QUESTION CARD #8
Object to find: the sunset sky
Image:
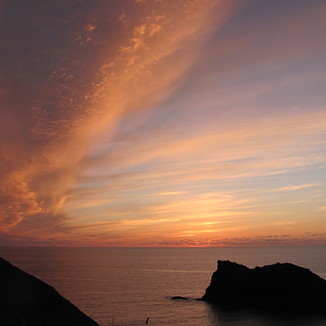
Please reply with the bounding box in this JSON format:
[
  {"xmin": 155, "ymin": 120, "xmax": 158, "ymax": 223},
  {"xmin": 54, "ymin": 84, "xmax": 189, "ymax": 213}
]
[{"xmin": 1, "ymin": 0, "xmax": 325, "ymax": 247}]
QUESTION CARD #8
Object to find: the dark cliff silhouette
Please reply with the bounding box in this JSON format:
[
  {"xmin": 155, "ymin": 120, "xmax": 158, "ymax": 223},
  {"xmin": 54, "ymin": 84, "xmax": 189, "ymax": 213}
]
[
  {"xmin": 202, "ymin": 260, "xmax": 326, "ymax": 313},
  {"xmin": 0, "ymin": 257, "xmax": 99, "ymax": 326}
]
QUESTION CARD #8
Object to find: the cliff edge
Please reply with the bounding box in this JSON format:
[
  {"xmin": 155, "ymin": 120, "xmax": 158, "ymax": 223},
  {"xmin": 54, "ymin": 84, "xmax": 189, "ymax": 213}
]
[
  {"xmin": 0, "ymin": 257, "xmax": 99, "ymax": 326},
  {"xmin": 202, "ymin": 260, "xmax": 326, "ymax": 313}
]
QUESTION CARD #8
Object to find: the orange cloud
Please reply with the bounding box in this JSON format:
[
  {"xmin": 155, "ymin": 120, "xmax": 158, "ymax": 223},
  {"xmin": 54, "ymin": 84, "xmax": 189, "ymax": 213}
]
[{"xmin": 0, "ymin": 0, "xmax": 242, "ymax": 243}]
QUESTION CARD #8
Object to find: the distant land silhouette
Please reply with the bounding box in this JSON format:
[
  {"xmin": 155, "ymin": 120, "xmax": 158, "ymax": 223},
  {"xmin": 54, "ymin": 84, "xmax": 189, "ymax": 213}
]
[
  {"xmin": 202, "ymin": 260, "xmax": 326, "ymax": 314},
  {"xmin": 0, "ymin": 257, "xmax": 98, "ymax": 326}
]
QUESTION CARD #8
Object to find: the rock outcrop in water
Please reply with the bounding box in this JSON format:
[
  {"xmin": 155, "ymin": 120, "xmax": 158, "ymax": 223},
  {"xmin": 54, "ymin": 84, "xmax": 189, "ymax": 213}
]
[
  {"xmin": 202, "ymin": 260, "xmax": 326, "ymax": 313},
  {"xmin": 0, "ymin": 257, "xmax": 99, "ymax": 326},
  {"xmin": 171, "ymin": 296, "xmax": 189, "ymax": 300}
]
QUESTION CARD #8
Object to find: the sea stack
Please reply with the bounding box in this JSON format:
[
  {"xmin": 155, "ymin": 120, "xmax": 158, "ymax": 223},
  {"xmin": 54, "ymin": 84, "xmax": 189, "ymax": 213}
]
[
  {"xmin": 202, "ymin": 260, "xmax": 326, "ymax": 313},
  {"xmin": 0, "ymin": 257, "xmax": 99, "ymax": 326}
]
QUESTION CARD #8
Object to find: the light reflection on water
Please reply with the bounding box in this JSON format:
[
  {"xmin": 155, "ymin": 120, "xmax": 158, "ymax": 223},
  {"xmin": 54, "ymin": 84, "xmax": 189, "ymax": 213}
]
[{"xmin": 1, "ymin": 246, "xmax": 326, "ymax": 326}]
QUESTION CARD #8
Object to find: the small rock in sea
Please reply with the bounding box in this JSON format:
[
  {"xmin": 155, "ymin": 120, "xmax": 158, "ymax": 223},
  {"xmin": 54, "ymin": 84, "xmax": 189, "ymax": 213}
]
[
  {"xmin": 171, "ymin": 296, "xmax": 189, "ymax": 300},
  {"xmin": 202, "ymin": 260, "xmax": 326, "ymax": 314},
  {"xmin": 0, "ymin": 257, "xmax": 99, "ymax": 326}
]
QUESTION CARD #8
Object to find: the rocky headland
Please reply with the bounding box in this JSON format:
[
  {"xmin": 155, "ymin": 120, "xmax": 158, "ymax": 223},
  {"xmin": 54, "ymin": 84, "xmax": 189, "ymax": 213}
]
[
  {"xmin": 0, "ymin": 257, "xmax": 99, "ymax": 326},
  {"xmin": 202, "ymin": 260, "xmax": 326, "ymax": 313}
]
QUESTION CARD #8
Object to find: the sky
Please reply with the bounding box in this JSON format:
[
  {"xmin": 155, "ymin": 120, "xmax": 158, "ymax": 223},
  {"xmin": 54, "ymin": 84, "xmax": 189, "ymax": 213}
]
[{"xmin": 0, "ymin": 0, "xmax": 325, "ymax": 247}]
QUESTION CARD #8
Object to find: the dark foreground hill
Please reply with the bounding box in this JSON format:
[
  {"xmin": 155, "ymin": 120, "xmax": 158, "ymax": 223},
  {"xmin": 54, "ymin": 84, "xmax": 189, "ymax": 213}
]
[
  {"xmin": 202, "ymin": 260, "xmax": 326, "ymax": 313},
  {"xmin": 0, "ymin": 257, "xmax": 98, "ymax": 326}
]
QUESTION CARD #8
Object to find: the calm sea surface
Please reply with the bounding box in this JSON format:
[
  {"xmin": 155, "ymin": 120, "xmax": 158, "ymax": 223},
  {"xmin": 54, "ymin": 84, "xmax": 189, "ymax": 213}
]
[{"xmin": 1, "ymin": 246, "xmax": 326, "ymax": 326}]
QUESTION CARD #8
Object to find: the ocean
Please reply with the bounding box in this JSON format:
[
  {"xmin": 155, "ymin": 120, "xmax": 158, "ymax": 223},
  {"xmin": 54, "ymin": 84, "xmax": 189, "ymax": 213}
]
[{"xmin": 1, "ymin": 246, "xmax": 326, "ymax": 326}]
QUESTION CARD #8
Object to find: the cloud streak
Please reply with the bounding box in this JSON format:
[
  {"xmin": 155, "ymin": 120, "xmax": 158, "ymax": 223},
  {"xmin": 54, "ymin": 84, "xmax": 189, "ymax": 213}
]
[{"xmin": 0, "ymin": 0, "xmax": 242, "ymax": 242}]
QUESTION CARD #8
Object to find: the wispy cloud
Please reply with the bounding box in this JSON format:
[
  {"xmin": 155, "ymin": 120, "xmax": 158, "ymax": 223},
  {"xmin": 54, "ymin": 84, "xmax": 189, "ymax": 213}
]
[
  {"xmin": 0, "ymin": 0, "xmax": 242, "ymax": 241},
  {"xmin": 266, "ymin": 184, "xmax": 321, "ymax": 192}
]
